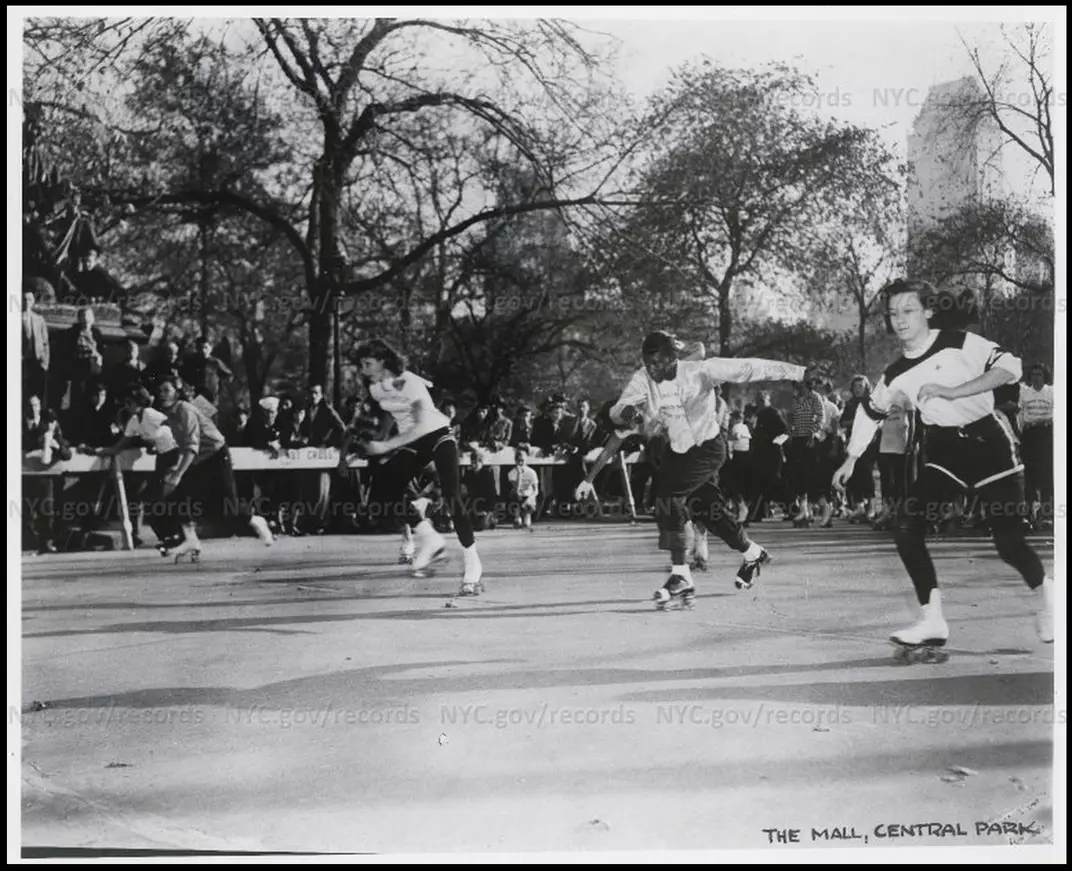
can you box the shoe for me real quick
[735,548,771,590]
[891,591,949,647]
[171,531,202,564]
[1034,578,1054,644]
[458,547,484,595]
[249,515,274,546]
[654,573,694,608]
[412,522,447,577]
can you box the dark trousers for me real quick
[376,429,475,548]
[655,436,748,565]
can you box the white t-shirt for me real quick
[369,371,451,439]
[729,423,751,453]
[508,465,540,498]
[848,329,1020,458]
[124,407,178,453]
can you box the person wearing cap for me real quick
[155,377,274,560]
[609,330,806,607]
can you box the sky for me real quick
[583,15,1059,208]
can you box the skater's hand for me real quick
[832,458,856,491]
[619,405,641,426]
[364,440,389,456]
[917,382,953,403]
[575,480,596,501]
[161,473,182,497]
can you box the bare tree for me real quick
[957,23,1056,196]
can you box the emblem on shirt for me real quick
[392,377,406,391]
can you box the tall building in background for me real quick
[906,77,1008,281]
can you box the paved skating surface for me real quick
[18,522,1059,856]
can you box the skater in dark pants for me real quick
[349,339,483,595]
[156,378,273,560]
[834,280,1053,654]
[96,385,182,552]
[609,331,805,606]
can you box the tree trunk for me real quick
[858,298,867,372]
[308,155,344,391]
[718,280,732,356]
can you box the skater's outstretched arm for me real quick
[699,358,806,385]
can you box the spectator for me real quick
[241,396,290,534]
[181,336,233,407]
[840,375,879,523]
[22,286,51,408]
[748,391,788,524]
[1019,363,1053,529]
[61,306,105,411]
[461,404,492,453]
[510,406,535,449]
[786,374,825,526]
[296,383,346,534]
[507,449,540,530]
[108,339,147,397]
[277,393,304,447]
[74,245,126,308]
[532,393,575,518]
[724,409,752,522]
[461,451,499,531]
[67,379,121,450]
[22,394,72,554]
[144,342,184,394]
[440,399,462,443]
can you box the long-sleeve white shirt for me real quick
[611,358,805,454]
[847,329,1022,458]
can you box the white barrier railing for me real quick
[21,446,643,551]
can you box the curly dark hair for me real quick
[352,338,407,376]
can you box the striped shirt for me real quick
[790,391,825,438]
[1019,384,1053,428]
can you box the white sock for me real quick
[415,519,437,539]
[671,564,693,582]
[742,542,764,561]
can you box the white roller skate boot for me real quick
[458,546,484,596]
[171,527,202,564]
[249,514,274,546]
[891,590,949,662]
[411,519,448,578]
[1033,577,1054,644]
[734,544,771,590]
[654,565,695,610]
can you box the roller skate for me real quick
[249,515,274,546]
[157,534,182,558]
[398,532,415,565]
[1033,577,1054,644]
[734,548,771,590]
[890,591,949,663]
[171,529,202,564]
[654,573,695,611]
[456,547,485,597]
[411,520,448,578]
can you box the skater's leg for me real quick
[892,468,950,607]
[432,438,474,549]
[979,474,1046,589]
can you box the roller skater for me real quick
[155,378,273,562]
[608,331,806,608]
[352,339,483,597]
[834,280,1054,658]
